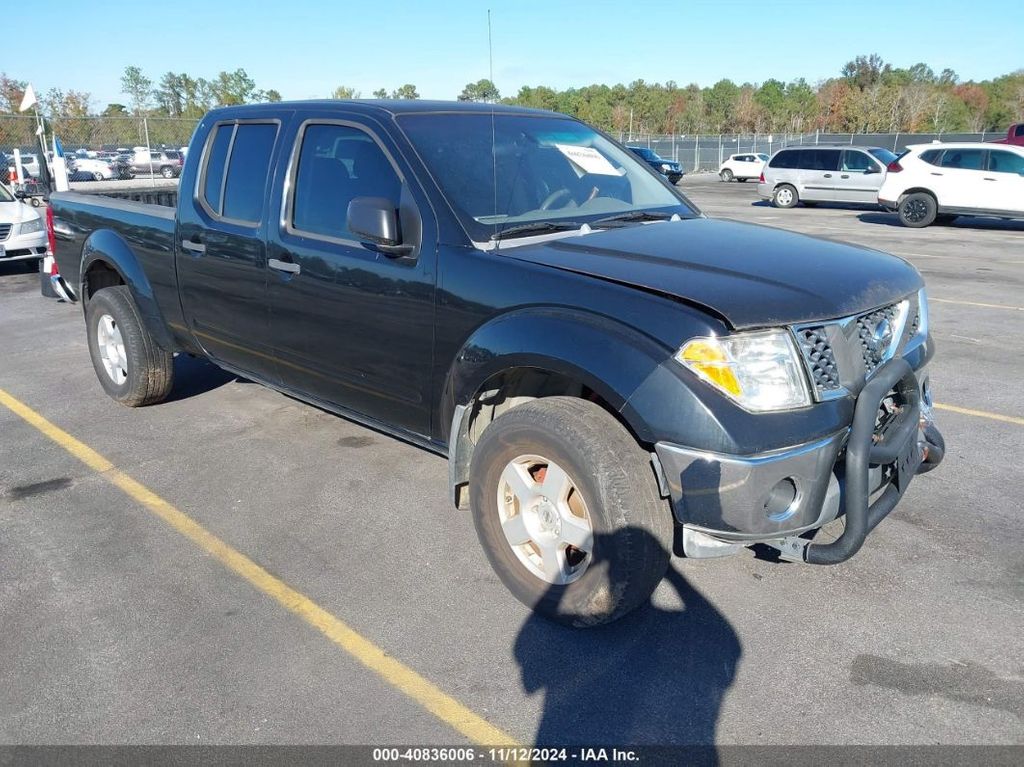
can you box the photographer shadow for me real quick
[514,527,741,751]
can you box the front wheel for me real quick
[469,397,673,627]
[86,286,174,406]
[160,166,174,179]
[720,169,734,182]
[898,192,937,228]
[92,171,104,181]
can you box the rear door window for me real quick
[200,122,279,223]
[800,149,840,171]
[919,149,942,165]
[939,148,984,171]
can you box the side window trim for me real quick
[281,117,407,248]
[195,117,281,226]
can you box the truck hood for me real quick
[501,218,923,329]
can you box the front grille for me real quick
[796,327,841,393]
[856,304,902,374]
[794,299,914,401]
[0,223,11,241]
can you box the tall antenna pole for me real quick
[487,9,494,93]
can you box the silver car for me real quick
[757,145,898,208]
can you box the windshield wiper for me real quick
[592,210,677,227]
[489,221,583,242]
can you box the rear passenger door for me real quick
[797,149,840,201]
[177,119,283,382]
[834,149,884,203]
[265,116,437,436]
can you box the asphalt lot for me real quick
[1,175,1022,749]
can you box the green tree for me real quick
[391,84,419,100]
[0,72,27,113]
[121,65,152,118]
[372,88,389,99]
[331,85,360,99]
[458,78,500,102]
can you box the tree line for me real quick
[2,55,1021,135]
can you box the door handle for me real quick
[181,240,205,255]
[983,177,997,181]
[268,258,300,275]
[823,173,833,178]
[841,174,850,179]
[930,172,943,176]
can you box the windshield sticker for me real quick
[554,144,620,176]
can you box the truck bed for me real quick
[50,191,176,297]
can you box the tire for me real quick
[898,192,937,228]
[160,166,174,179]
[720,169,734,182]
[469,397,673,627]
[85,286,173,407]
[30,197,41,207]
[39,259,57,298]
[772,184,798,208]
[92,171,104,182]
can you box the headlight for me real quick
[661,163,672,171]
[675,330,811,412]
[17,217,44,235]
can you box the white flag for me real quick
[19,84,37,112]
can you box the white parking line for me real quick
[931,297,1024,312]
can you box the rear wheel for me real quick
[160,166,174,179]
[470,397,673,627]
[86,286,173,406]
[898,192,937,228]
[92,171,103,181]
[720,169,734,182]
[772,184,798,208]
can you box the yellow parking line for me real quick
[935,403,1024,427]
[931,297,1024,312]
[0,387,518,748]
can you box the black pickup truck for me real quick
[50,101,944,626]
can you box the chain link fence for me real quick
[0,113,997,174]
[617,131,995,172]
[1,114,197,158]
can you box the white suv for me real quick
[719,153,768,182]
[879,143,1024,227]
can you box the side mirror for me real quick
[346,196,412,256]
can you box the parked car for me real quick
[10,152,40,179]
[130,150,183,178]
[49,101,944,626]
[758,145,898,208]
[626,146,684,184]
[878,142,1024,227]
[718,153,768,182]
[71,157,118,181]
[0,182,48,265]
[991,123,1024,146]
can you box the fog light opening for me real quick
[764,478,800,522]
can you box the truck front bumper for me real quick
[655,358,944,563]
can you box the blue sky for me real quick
[21,0,1024,109]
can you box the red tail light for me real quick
[759,172,765,183]
[46,205,57,256]
[886,161,903,173]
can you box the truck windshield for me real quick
[398,113,693,243]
